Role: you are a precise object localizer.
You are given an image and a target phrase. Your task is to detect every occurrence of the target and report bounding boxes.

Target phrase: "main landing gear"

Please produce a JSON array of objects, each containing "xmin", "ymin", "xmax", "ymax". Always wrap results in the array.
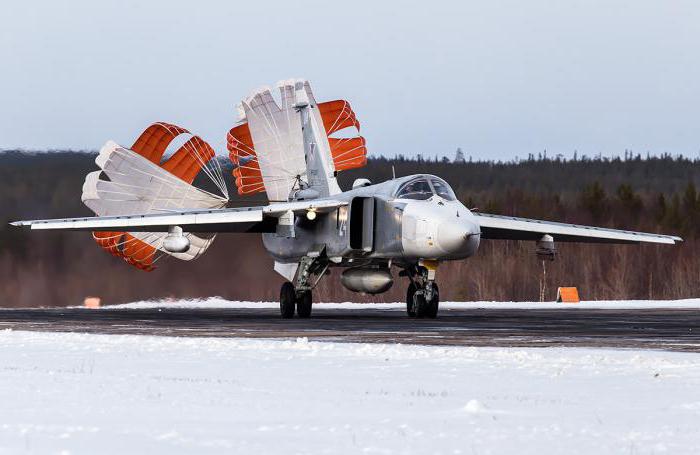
[
  {"xmin": 404, "ymin": 263, "xmax": 440, "ymax": 319},
  {"xmin": 279, "ymin": 256, "xmax": 328, "ymax": 319},
  {"xmin": 280, "ymin": 282, "xmax": 312, "ymax": 319}
]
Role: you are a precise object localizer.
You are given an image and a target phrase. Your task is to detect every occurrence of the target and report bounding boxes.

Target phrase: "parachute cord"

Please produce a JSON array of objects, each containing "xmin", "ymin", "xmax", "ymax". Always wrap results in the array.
[
  {"xmin": 160, "ymin": 124, "xmax": 229, "ymax": 200},
  {"xmin": 189, "ymin": 135, "xmax": 229, "ymax": 199},
  {"xmin": 183, "ymin": 134, "xmax": 226, "ymax": 197},
  {"xmin": 158, "ymin": 123, "xmax": 228, "ymax": 200},
  {"xmin": 108, "ymin": 148, "xmax": 227, "ymax": 203},
  {"xmin": 100, "ymin": 167, "xmax": 227, "ymax": 205}
]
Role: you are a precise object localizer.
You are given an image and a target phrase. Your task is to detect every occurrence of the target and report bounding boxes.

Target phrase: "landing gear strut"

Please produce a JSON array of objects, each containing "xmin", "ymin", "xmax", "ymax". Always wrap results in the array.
[{"xmin": 405, "ymin": 263, "xmax": 440, "ymax": 319}]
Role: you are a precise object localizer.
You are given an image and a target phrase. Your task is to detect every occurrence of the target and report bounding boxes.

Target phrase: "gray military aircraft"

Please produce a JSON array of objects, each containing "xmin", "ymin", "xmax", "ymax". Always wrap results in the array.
[{"xmin": 12, "ymin": 80, "xmax": 682, "ymax": 318}]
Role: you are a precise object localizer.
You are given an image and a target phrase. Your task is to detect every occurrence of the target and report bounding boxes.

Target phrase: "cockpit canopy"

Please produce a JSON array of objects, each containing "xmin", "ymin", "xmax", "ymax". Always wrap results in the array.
[{"xmin": 395, "ymin": 177, "xmax": 456, "ymax": 201}]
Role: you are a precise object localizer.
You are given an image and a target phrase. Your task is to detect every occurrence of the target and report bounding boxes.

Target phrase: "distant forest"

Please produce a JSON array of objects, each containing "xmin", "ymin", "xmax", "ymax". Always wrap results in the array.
[{"xmin": 1, "ymin": 150, "xmax": 700, "ymax": 307}]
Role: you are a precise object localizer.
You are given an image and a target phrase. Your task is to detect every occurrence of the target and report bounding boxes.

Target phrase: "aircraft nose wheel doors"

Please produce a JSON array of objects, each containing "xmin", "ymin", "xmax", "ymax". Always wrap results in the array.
[
  {"xmin": 279, "ymin": 282, "xmax": 313, "ymax": 319},
  {"xmin": 405, "ymin": 266, "xmax": 440, "ymax": 318}
]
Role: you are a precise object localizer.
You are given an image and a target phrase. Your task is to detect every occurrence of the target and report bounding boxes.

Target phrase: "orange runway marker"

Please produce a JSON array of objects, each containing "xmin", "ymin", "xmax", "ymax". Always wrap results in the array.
[
  {"xmin": 84, "ymin": 297, "xmax": 101, "ymax": 309},
  {"xmin": 556, "ymin": 287, "xmax": 580, "ymax": 303}
]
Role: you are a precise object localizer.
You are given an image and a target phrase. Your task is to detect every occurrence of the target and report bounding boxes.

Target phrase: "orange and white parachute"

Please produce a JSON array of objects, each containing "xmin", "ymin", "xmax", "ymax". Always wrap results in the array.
[
  {"xmin": 227, "ymin": 80, "xmax": 367, "ymax": 198},
  {"xmin": 82, "ymin": 122, "xmax": 229, "ymax": 271}
]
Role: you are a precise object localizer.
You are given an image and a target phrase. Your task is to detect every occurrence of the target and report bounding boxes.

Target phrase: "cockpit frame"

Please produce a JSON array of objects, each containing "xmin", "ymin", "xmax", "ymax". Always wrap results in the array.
[{"xmin": 394, "ymin": 176, "xmax": 456, "ymax": 201}]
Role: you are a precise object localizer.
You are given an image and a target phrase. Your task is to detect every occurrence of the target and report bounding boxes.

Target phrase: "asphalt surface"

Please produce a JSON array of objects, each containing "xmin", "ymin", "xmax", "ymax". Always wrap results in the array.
[{"xmin": 1, "ymin": 305, "xmax": 700, "ymax": 351}]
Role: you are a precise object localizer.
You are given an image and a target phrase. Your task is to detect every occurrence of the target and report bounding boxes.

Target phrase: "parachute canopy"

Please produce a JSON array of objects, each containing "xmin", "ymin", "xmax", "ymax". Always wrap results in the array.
[
  {"xmin": 83, "ymin": 122, "xmax": 229, "ymax": 271},
  {"xmin": 227, "ymin": 80, "xmax": 367, "ymax": 198}
]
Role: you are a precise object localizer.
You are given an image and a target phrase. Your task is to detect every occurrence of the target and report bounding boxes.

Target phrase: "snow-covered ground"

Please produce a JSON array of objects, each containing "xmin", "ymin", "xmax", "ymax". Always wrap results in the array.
[
  {"xmin": 107, "ymin": 296, "xmax": 700, "ymax": 310},
  {"xmin": 1, "ymin": 330, "xmax": 700, "ymax": 454}
]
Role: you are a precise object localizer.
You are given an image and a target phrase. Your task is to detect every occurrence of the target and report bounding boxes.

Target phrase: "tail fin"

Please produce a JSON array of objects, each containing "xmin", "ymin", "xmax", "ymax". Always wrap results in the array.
[
  {"xmin": 227, "ymin": 80, "xmax": 367, "ymax": 200},
  {"xmin": 83, "ymin": 123, "xmax": 229, "ymax": 271}
]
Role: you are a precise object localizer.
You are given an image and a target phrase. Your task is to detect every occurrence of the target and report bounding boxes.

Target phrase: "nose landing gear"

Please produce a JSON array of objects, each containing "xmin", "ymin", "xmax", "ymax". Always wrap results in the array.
[
  {"xmin": 404, "ymin": 262, "xmax": 440, "ymax": 318},
  {"xmin": 411, "ymin": 282, "xmax": 439, "ymax": 318},
  {"xmin": 406, "ymin": 282, "xmax": 417, "ymax": 317}
]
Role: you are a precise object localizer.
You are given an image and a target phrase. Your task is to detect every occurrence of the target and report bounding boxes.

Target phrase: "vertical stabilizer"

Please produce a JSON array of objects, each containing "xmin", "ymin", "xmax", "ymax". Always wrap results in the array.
[
  {"xmin": 297, "ymin": 81, "xmax": 342, "ymax": 197},
  {"xmin": 228, "ymin": 79, "xmax": 367, "ymax": 200}
]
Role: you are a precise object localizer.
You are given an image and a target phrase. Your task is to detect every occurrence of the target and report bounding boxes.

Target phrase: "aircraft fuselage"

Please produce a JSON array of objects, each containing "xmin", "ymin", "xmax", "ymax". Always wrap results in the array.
[{"xmin": 262, "ymin": 174, "xmax": 481, "ymax": 267}]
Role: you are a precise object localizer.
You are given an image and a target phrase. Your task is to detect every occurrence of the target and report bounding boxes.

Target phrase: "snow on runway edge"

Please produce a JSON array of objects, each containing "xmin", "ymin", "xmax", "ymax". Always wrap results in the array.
[
  {"xmin": 1, "ymin": 330, "xmax": 700, "ymax": 454},
  {"xmin": 105, "ymin": 296, "xmax": 700, "ymax": 310}
]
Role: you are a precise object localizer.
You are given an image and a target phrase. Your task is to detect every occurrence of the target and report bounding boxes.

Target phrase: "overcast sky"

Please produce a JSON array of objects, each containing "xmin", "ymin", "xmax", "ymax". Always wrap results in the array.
[{"xmin": 1, "ymin": 0, "xmax": 699, "ymax": 160}]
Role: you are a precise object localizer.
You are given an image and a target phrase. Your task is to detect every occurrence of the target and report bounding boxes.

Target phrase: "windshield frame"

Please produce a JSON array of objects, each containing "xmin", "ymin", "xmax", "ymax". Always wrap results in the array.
[
  {"xmin": 429, "ymin": 177, "xmax": 457, "ymax": 201},
  {"xmin": 394, "ymin": 177, "xmax": 434, "ymax": 201}
]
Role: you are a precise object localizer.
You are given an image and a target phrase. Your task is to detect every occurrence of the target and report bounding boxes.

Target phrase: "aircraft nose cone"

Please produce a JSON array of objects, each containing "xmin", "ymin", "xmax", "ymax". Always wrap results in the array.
[{"xmin": 437, "ymin": 220, "xmax": 476, "ymax": 255}]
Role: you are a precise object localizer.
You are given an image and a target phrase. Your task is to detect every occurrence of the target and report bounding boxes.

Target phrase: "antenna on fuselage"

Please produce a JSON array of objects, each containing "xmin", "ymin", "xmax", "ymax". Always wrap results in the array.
[{"xmin": 392, "ymin": 165, "xmax": 396, "ymax": 180}]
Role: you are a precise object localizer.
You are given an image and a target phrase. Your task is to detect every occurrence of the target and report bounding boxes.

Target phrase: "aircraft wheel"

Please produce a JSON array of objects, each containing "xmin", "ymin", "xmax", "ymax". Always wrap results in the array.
[
  {"xmin": 280, "ymin": 282, "xmax": 296, "ymax": 319},
  {"xmin": 414, "ymin": 293, "xmax": 429, "ymax": 318},
  {"xmin": 426, "ymin": 283, "xmax": 439, "ymax": 319},
  {"xmin": 297, "ymin": 291, "xmax": 312, "ymax": 318},
  {"xmin": 406, "ymin": 282, "xmax": 417, "ymax": 317}
]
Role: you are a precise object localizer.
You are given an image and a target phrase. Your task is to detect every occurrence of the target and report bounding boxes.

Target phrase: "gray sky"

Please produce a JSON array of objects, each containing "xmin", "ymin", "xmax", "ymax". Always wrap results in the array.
[{"xmin": 1, "ymin": 0, "xmax": 699, "ymax": 160}]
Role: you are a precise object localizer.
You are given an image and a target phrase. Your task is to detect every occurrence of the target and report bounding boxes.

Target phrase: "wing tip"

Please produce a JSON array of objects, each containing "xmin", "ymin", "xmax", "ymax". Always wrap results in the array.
[{"xmin": 652, "ymin": 235, "xmax": 682, "ymax": 245}]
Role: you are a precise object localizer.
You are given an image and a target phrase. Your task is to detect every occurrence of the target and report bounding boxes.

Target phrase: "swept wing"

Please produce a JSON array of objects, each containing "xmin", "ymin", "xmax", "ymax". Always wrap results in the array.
[
  {"xmin": 11, "ymin": 200, "xmax": 346, "ymax": 233},
  {"xmin": 473, "ymin": 213, "xmax": 681, "ymax": 244}
]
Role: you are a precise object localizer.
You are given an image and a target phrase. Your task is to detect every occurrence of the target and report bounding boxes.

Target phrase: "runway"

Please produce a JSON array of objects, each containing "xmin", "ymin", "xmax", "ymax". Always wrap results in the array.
[{"xmin": 1, "ymin": 305, "xmax": 699, "ymax": 351}]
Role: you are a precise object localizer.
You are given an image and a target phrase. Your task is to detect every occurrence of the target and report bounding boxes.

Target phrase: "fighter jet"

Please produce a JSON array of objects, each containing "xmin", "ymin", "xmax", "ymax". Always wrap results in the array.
[{"xmin": 12, "ymin": 80, "xmax": 682, "ymax": 318}]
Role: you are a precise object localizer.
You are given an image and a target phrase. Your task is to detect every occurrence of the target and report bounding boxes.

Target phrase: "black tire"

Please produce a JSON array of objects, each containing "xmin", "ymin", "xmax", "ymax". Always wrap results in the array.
[
  {"xmin": 426, "ymin": 283, "xmax": 439, "ymax": 319},
  {"xmin": 406, "ymin": 282, "xmax": 417, "ymax": 317},
  {"xmin": 297, "ymin": 291, "xmax": 312, "ymax": 318},
  {"xmin": 414, "ymin": 293, "xmax": 429, "ymax": 318},
  {"xmin": 280, "ymin": 282, "xmax": 296, "ymax": 319}
]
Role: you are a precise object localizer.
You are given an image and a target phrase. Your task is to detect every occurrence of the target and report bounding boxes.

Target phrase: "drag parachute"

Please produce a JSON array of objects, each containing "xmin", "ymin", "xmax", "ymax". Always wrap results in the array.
[
  {"xmin": 83, "ymin": 122, "xmax": 229, "ymax": 271},
  {"xmin": 227, "ymin": 80, "xmax": 367, "ymax": 198}
]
